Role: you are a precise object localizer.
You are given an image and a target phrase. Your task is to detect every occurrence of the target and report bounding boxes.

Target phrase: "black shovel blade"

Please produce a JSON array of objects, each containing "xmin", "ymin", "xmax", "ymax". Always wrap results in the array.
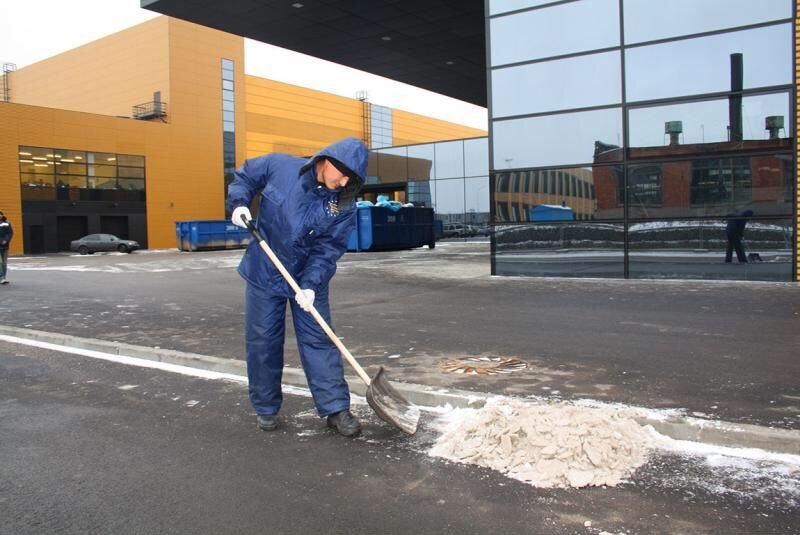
[{"xmin": 366, "ymin": 366, "xmax": 420, "ymax": 435}]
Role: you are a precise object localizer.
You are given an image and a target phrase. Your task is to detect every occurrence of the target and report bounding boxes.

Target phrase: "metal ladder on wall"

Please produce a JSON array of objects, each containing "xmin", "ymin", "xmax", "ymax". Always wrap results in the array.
[
  {"xmin": 357, "ymin": 90, "xmax": 371, "ymax": 148},
  {"xmin": 1, "ymin": 62, "xmax": 17, "ymax": 103}
]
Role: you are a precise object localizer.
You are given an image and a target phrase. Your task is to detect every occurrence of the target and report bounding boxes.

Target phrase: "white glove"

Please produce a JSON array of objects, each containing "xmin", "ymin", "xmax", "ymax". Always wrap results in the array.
[
  {"xmin": 232, "ymin": 206, "xmax": 252, "ymax": 228},
  {"xmin": 294, "ymin": 289, "xmax": 315, "ymax": 312}
]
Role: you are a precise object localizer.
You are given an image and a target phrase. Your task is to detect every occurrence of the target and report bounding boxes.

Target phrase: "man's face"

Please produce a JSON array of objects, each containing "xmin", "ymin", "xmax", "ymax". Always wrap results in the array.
[{"xmin": 318, "ymin": 160, "xmax": 350, "ymax": 191}]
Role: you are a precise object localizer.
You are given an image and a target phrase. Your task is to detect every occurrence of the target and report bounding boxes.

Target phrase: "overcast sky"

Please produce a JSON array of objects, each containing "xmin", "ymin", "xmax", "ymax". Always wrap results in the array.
[{"xmin": 0, "ymin": 0, "xmax": 488, "ymax": 130}]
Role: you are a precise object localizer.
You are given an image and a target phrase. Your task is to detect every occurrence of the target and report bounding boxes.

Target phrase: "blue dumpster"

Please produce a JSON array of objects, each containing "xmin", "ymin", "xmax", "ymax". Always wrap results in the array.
[
  {"xmin": 175, "ymin": 220, "xmax": 251, "ymax": 251},
  {"xmin": 347, "ymin": 206, "xmax": 435, "ymax": 251},
  {"xmin": 530, "ymin": 205, "xmax": 575, "ymax": 222}
]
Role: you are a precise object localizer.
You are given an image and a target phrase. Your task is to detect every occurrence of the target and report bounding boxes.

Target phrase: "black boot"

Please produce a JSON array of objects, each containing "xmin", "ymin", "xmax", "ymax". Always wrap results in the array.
[
  {"xmin": 256, "ymin": 414, "xmax": 279, "ymax": 431},
  {"xmin": 326, "ymin": 410, "xmax": 361, "ymax": 437}
]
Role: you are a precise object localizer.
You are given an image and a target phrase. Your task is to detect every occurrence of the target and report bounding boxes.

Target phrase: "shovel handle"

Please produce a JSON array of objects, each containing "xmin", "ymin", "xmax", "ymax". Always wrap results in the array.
[{"xmin": 242, "ymin": 215, "xmax": 372, "ymax": 386}]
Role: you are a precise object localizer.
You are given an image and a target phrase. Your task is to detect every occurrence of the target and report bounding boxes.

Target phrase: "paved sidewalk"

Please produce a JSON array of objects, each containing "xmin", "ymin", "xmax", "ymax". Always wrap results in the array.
[{"xmin": 2, "ymin": 243, "xmax": 799, "ymax": 435}]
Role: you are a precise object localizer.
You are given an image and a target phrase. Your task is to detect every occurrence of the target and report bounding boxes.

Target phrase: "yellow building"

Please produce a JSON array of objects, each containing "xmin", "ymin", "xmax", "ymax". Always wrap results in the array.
[{"xmin": 0, "ymin": 17, "xmax": 484, "ymax": 255}]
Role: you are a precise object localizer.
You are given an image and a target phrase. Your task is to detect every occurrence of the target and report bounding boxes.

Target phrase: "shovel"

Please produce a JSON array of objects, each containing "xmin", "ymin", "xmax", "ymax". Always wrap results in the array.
[{"xmin": 242, "ymin": 215, "xmax": 420, "ymax": 435}]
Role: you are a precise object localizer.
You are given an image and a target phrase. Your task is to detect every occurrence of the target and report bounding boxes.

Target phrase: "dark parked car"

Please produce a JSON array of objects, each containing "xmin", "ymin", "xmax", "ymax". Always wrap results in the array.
[{"xmin": 70, "ymin": 233, "xmax": 140, "ymax": 254}]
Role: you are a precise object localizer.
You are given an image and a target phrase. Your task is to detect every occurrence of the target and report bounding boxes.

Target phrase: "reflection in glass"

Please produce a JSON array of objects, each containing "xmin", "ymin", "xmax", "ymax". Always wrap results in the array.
[
  {"xmin": 490, "ymin": 0, "xmax": 620, "ymax": 66},
  {"xmin": 407, "ymin": 144, "xmax": 435, "ymax": 180},
  {"xmin": 434, "ymin": 178, "xmax": 466, "ymax": 222},
  {"xmin": 495, "ymin": 166, "xmax": 617, "ymax": 222},
  {"xmin": 489, "ymin": 0, "xmax": 563, "ymax": 16},
  {"xmin": 376, "ymin": 147, "xmax": 408, "ymax": 182},
  {"xmin": 624, "ymin": 0, "xmax": 791, "ymax": 44},
  {"xmin": 464, "ymin": 138, "xmax": 489, "ymax": 178},
  {"xmin": 494, "ymin": 222, "xmax": 625, "ymax": 278},
  {"xmin": 625, "ymin": 24, "xmax": 792, "ymax": 102},
  {"xmin": 434, "ymin": 141, "xmax": 464, "ymax": 179},
  {"xmin": 628, "ymin": 218, "xmax": 793, "ymax": 281},
  {"xmin": 628, "ymin": 93, "xmax": 791, "ymax": 147},
  {"xmin": 493, "ymin": 108, "xmax": 623, "ymax": 168},
  {"xmin": 619, "ymin": 153, "xmax": 792, "ymax": 219},
  {"xmin": 465, "ymin": 176, "xmax": 490, "ymax": 228},
  {"xmin": 492, "ymin": 51, "xmax": 621, "ymax": 117}
]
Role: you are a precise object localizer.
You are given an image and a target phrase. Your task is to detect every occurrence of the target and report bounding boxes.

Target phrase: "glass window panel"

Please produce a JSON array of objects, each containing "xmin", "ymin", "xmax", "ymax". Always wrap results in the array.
[
  {"xmin": 52, "ymin": 149, "xmax": 87, "ymax": 161},
  {"xmin": 496, "ymin": 166, "xmax": 621, "ymax": 221},
  {"xmin": 624, "ymin": 0, "xmax": 791, "ymax": 45},
  {"xmin": 465, "ymin": 176, "xmax": 490, "ymax": 229},
  {"xmin": 464, "ymin": 138, "xmax": 489, "ymax": 177},
  {"xmin": 490, "ymin": 0, "xmax": 620, "ymax": 66},
  {"xmin": 20, "ymin": 173, "xmax": 53, "ymax": 186},
  {"xmin": 406, "ymin": 179, "xmax": 433, "ymax": 207},
  {"xmin": 493, "ymin": 108, "xmax": 623, "ymax": 168},
  {"xmin": 55, "ymin": 175, "xmax": 87, "ymax": 189},
  {"xmin": 492, "ymin": 51, "xmax": 621, "ymax": 118},
  {"xmin": 223, "ymin": 121, "xmax": 235, "ymax": 132},
  {"xmin": 625, "ymin": 24, "xmax": 792, "ymax": 102},
  {"xmin": 88, "ymin": 164, "xmax": 117, "ymax": 178},
  {"xmin": 222, "ymin": 89, "xmax": 235, "ymax": 102},
  {"xmin": 222, "ymin": 68, "xmax": 234, "ymax": 81},
  {"xmin": 628, "ymin": 218, "xmax": 794, "ymax": 281},
  {"xmin": 118, "ymin": 178, "xmax": 145, "ymax": 191},
  {"xmin": 117, "ymin": 154, "xmax": 144, "ymax": 167},
  {"xmin": 118, "ymin": 166, "xmax": 145, "ymax": 179},
  {"xmin": 494, "ymin": 222, "xmax": 625, "ymax": 278},
  {"xmin": 21, "ymin": 183, "xmax": 56, "ymax": 201},
  {"xmin": 222, "ymin": 110, "xmax": 234, "ymax": 122},
  {"xmin": 376, "ymin": 148, "xmax": 408, "ymax": 182},
  {"xmin": 54, "ymin": 162, "xmax": 87, "ymax": 175},
  {"xmin": 407, "ymin": 144, "xmax": 435, "ymax": 180},
  {"xmin": 222, "ymin": 80, "xmax": 234, "ymax": 91},
  {"xmin": 86, "ymin": 152, "xmax": 117, "ymax": 164},
  {"xmin": 434, "ymin": 178, "xmax": 466, "ymax": 224},
  {"xmin": 19, "ymin": 146, "xmax": 54, "ymax": 160},
  {"xmin": 19, "ymin": 160, "xmax": 55, "ymax": 174},
  {"xmin": 222, "ymin": 58, "xmax": 234, "ymax": 70},
  {"xmin": 434, "ymin": 141, "xmax": 464, "ymax": 179},
  {"xmin": 88, "ymin": 176, "xmax": 117, "ymax": 189},
  {"xmin": 626, "ymin": 154, "xmax": 792, "ymax": 219},
  {"xmin": 490, "ymin": 0, "xmax": 563, "ymax": 15},
  {"xmin": 223, "ymin": 100, "xmax": 235, "ymax": 112},
  {"xmin": 628, "ymin": 93, "xmax": 792, "ymax": 148}
]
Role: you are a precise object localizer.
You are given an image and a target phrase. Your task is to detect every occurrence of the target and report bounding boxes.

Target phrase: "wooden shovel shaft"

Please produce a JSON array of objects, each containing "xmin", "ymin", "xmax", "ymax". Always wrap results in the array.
[{"xmin": 244, "ymin": 217, "xmax": 372, "ymax": 386}]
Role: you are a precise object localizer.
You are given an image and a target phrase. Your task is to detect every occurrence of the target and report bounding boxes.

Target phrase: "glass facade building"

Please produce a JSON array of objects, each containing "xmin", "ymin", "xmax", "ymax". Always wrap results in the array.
[
  {"xmin": 488, "ymin": 0, "xmax": 796, "ymax": 281},
  {"xmin": 368, "ymin": 137, "xmax": 490, "ymax": 235}
]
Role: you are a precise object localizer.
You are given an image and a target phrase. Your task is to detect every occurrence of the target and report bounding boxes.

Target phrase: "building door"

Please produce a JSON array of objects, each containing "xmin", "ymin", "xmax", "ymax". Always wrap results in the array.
[
  {"xmin": 29, "ymin": 225, "xmax": 45, "ymax": 254},
  {"xmin": 56, "ymin": 216, "xmax": 88, "ymax": 252},
  {"xmin": 100, "ymin": 216, "xmax": 129, "ymax": 239}
]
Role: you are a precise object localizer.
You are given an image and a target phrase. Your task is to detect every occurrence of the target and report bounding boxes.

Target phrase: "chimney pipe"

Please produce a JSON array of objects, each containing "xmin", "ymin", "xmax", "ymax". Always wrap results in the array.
[
  {"xmin": 729, "ymin": 53, "xmax": 743, "ymax": 142},
  {"xmin": 765, "ymin": 115, "xmax": 784, "ymax": 140},
  {"xmin": 665, "ymin": 121, "xmax": 683, "ymax": 146}
]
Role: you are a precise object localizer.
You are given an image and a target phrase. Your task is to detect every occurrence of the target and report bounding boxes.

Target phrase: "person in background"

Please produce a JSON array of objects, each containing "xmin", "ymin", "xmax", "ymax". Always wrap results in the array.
[
  {"xmin": 725, "ymin": 209, "xmax": 753, "ymax": 264},
  {"xmin": 0, "ymin": 210, "xmax": 13, "ymax": 285},
  {"xmin": 228, "ymin": 138, "xmax": 367, "ymax": 437}
]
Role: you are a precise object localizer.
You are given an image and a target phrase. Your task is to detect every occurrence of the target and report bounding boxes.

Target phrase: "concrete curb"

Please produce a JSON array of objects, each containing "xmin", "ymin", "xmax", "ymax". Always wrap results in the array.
[{"xmin": 2, "ymin": 324, "xmax": 798, "ymax": 455}]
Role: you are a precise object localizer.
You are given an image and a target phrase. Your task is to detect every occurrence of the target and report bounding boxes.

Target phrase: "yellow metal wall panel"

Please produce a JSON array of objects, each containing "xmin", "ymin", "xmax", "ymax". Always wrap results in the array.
[
  {"xmin": 392, "ymin": 109, "xmax": 486, "ymax": 146},
  {"xmin": 1, "ymin": 18, "xmax": 246, "ymax": 252},
  {"xmin": 8, "ymin": 17, "xmax": 171, "ymax": 117},
  {"xmin": 243, "ymin": 75, "xmax": 486, "ymax": 160}
]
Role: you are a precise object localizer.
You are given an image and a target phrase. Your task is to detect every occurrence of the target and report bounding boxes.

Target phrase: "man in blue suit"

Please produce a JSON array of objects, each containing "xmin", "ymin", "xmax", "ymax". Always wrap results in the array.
[{"xmin": 229, "ymin": 138, "xmax": 367, "ymax": 437}]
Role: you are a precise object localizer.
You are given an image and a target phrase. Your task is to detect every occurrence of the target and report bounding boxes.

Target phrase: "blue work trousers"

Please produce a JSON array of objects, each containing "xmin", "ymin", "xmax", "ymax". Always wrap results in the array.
[{"xmin": 244, "ymin": 283, "xmax": 350, "ymax": 417}]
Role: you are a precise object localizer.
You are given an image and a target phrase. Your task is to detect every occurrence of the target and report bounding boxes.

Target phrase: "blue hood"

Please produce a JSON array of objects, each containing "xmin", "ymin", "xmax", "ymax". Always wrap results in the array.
[{"xmin": 301, "ymin": 137, "xmax": 368, "ymax": 191}]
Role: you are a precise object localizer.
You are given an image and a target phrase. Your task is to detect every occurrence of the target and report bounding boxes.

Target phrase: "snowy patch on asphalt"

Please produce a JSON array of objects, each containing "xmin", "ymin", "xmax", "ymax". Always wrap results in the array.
[{"xmin": 428, "ymin": 398, "xmax": 654, "ymax": 488}]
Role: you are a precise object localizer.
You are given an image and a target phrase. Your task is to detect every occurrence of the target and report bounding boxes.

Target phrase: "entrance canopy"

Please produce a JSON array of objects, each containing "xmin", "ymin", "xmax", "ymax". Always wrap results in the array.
[{"xmin": 141, "ymin": 0, "xmax": 486, "ymax": 107}]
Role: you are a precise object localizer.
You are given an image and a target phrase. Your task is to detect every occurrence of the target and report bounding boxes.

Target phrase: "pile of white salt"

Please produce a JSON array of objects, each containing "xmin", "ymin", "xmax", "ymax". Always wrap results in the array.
[{"xmin": 429, "ymin": 398, "xmax": 655, "ymax": 488}]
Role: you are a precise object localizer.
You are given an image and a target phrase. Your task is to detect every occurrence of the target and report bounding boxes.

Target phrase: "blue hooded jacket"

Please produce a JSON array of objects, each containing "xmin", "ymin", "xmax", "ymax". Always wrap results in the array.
[{"xmin": 227, "ymin": 137, "xmax": 368, "ymax": 296}]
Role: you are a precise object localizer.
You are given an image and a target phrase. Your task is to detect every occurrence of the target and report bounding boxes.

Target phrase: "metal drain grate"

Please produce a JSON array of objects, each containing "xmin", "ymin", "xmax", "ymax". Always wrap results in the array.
[{"xmin": 439, "ymin": 356, "xmax": 528, "ymax": 375}]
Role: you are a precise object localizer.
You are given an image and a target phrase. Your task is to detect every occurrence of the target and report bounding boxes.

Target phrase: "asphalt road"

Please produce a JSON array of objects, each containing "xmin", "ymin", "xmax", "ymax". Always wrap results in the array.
[
  {"xmin": 2, "ymin": 339, "xmax": 798, "ymax": 535},
  {"xmin": 1, "ymin": 244, "xmax": 798, "ymax": 430}
]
